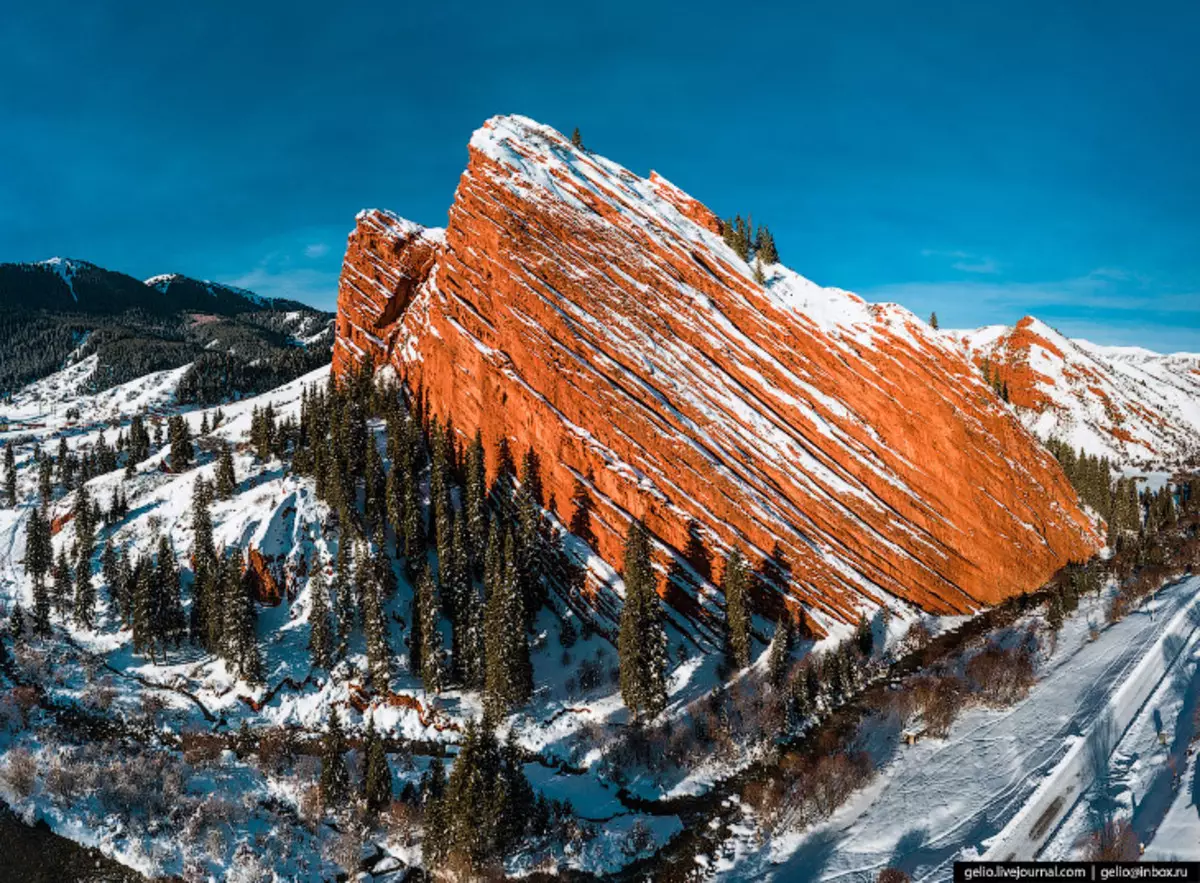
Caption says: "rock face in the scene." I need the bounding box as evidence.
[334,115,1101,632]
[955,317,1200,469]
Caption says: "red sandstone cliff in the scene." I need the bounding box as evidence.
[333,115,1101,632]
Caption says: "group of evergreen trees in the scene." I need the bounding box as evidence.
[980,359,1011,403]
[289,368,578,713]
[1044,438,1147,544]
[721,214,779,267]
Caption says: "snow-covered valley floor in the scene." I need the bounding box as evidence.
[721,575,1200,882]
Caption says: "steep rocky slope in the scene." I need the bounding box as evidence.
[333,114,1100,630]
[955,317,1200,468]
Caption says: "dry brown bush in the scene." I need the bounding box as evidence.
[965,644,1036,707]
[878,869,912,883]
[44,751,84,805]
[912,675,966,738]
[1086,818,1139,860]
[1,745,38,797]
[181,730,225,766]
[382,799,422,848]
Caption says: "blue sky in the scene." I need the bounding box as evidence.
[2,1,1197,350]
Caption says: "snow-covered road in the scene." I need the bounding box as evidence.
[730,575,1200,883]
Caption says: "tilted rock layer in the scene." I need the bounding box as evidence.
[955,317,1200,469]
[334,115,1100,631]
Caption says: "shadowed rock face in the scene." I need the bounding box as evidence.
[333,114,1100,633]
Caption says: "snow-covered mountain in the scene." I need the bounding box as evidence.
[0,259,313,316]
[954,316,1200,469]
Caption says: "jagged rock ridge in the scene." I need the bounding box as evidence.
[333,114,1100,631]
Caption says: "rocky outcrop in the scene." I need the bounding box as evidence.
[334,115,1101,632]
[244,547,284,607]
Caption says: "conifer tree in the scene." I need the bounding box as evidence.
[223,552,261,680]
[362,714,392,813]
[308,562,334,670]
[73,552,95,629]
[319,705,351,807]
[116,548,133,626]
[571,127,584,148]
[416,567,444,694]
[190,480,218,645]
[333,540,355,653]
[167,414,193,472]
[483,529,532,715]
[53,547,73,620]
[215,443,237,499]
[757,225,779,263]
[132,556,155,658]
[24,507,52,592]
[929,312,939,330]
[446,514,474,682]
[723,546,752,670]
[32,580,51,637]
[768,614,793,688]
[364,432,386,532]
[155,536,186,649]
[854,613,874,658]
[9,601,25,641]
[100,540,119,609]
[3,441,15,508]
[618,519,668,720]
[39,456,53,505]
[465,431,488,566]
[567,477,597,550]
[359,543,392,691]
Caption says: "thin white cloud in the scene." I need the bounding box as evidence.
[922,248,1002,275]
[304,242,329,258]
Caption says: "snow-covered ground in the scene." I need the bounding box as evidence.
[720,574,1200,882]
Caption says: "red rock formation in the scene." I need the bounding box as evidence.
[244,547,284,606]
[333,115,1101,631]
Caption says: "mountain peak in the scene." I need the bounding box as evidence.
[332,114,1100,631]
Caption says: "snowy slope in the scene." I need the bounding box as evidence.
[953,317,1200,468]
[720,575,1200,881]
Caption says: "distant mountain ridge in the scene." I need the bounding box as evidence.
[953,316,1200,469]
[0,257,333,400]
[0,258,313,316]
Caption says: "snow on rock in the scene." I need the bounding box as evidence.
[953,316,1200,468]
[332,113,1100,631]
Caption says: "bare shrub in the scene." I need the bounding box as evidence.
[808,751,872,816]
[181,730,225,766]
[899,620,933,656]
[965,644,1036,707]
[879,869,911,883]
[912,674,966,738]
[83,676,118,712]
[1086,817,1139,860]
[11,685,39,726]
[297,782,324,831]
[382,799,422,848]
[1,746,39,797]
[255,726,294,772]
[44,751,83,805]
[326,820,366,875]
